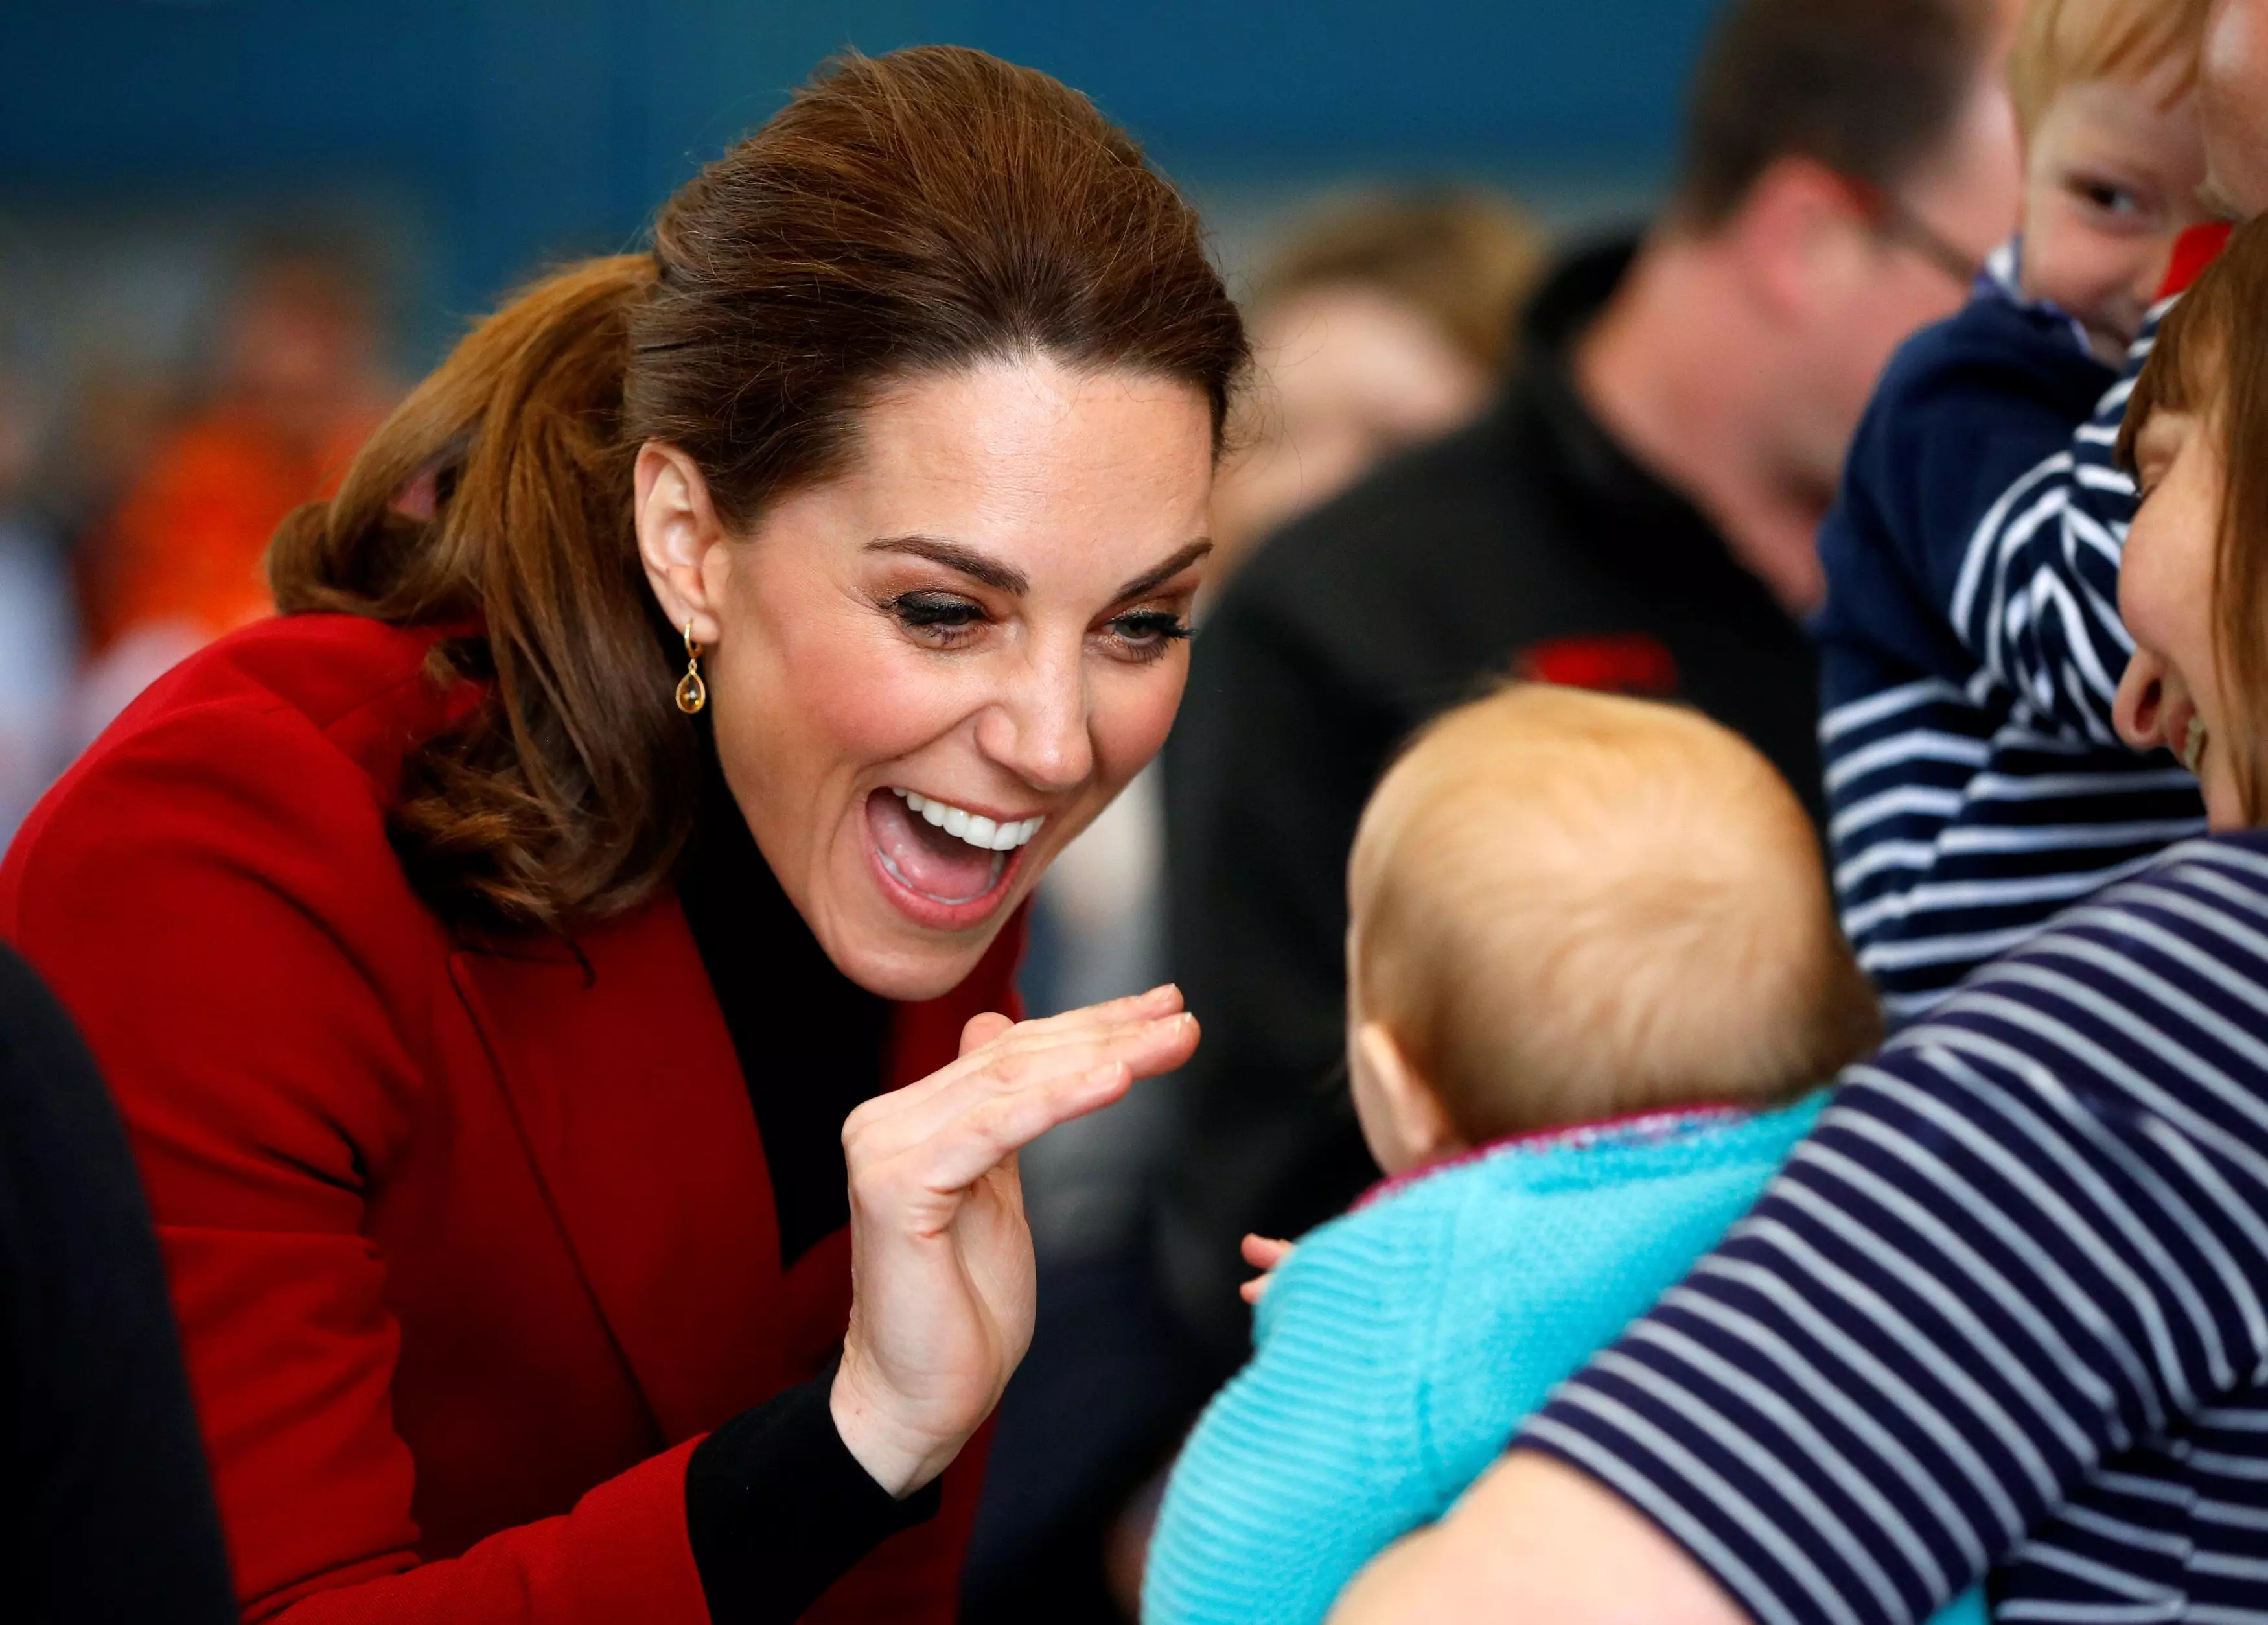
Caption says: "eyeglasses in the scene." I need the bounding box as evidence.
[1840,174,1984,289]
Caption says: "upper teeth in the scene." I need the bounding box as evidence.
[891,788,1045,852]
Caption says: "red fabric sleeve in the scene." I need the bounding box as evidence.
[0,703,710,1625]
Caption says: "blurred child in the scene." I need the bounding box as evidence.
[1207,189,1542,587]
[1141,686,1982,1625]
[1816,0,2217,1018]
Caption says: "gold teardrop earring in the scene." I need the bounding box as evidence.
[675,622,708,715]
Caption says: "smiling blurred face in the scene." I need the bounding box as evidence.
[2114,406,2248,824]
[1211,285,1492,576]
[2022,67,2210,363]
[1785,71,2023,493]
[644,357,1215,1001]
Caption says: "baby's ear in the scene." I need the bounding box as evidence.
[1356,1022,1466,1167]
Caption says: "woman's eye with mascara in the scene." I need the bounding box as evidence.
[890,592,989,646]
[1105,609,1193,662]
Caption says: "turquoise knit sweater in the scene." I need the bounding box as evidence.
[1143,1097,1986,1625]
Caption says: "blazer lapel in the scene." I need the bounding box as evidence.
[448,897,789,1444]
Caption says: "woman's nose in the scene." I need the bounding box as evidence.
[975,652,1094,793]
[2114,647,2171,751]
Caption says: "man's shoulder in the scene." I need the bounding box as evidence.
[1243,404,1560,594]
[1205,399,1587,700]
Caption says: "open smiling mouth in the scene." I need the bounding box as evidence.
[866,786,1046,911]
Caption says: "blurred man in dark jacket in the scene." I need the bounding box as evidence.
[1161,0,2024,1368]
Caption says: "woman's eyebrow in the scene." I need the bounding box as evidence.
[1113,539,1212,602]
[866,535,1030,595]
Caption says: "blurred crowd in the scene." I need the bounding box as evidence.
[0,240,395,836]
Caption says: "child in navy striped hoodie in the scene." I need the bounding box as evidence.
[1815,0,2217,1019]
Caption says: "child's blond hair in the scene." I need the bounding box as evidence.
[2006,0,2210,141]
[1348,684,1880,1143]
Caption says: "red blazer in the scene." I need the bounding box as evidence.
[0,614,1023,1623]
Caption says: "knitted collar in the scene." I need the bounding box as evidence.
[1353,1103,1752,1212]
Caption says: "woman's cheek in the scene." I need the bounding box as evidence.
[2116,509,2188,677]
[1091,654,1190,784]
[796,624,971,764]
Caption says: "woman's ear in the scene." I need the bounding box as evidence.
[1354,1020,1466,1171]
[635,441,729,646]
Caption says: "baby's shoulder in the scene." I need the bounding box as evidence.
[1260,1102,1828,1371]
[1341,1103,1825,1322]
[1255,1187,1459,1346]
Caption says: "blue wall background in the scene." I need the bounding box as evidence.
[1,0,1718,351]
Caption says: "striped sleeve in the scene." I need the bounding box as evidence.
[1519,836,2268,1625]
[1824,674,2205,1022]
[1945,309,2166,747]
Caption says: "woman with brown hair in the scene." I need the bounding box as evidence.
[0,47,1242,1625]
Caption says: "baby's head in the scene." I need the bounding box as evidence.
[1344,685,1881,1177]
[2009,0,2216,362]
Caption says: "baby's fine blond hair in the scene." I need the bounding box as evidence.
[2006,0,2210,141]
[1348,684,1882,1143]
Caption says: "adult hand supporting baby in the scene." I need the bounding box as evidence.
[1328,1452,1747,1624]
[831,984,1201,1499]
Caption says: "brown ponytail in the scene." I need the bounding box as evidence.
[270,47,1247,933]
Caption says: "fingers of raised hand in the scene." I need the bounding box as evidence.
[916,1060,1140,1194]
[849,1010,1196,1160]
[883,985,1185,1117]
[845,1010,1198,1206]
[853,991,1196,1142]
[959,1012,1015,1057]
[845,1058,1128,1229]
[1021,982,1184,1034]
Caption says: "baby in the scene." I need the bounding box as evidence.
[1817,0,2217,1018]
[1142,685,1980,1625]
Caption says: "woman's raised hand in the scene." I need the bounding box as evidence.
[830,983,1199,1497]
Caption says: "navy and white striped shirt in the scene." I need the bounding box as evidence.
[1522,833,2268,1623]
[1814,245,2206,1022]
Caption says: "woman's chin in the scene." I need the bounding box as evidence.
[827,901,1017,1003]
[2204,778,2250,832]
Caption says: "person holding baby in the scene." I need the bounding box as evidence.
[1335,1,2268,1620]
